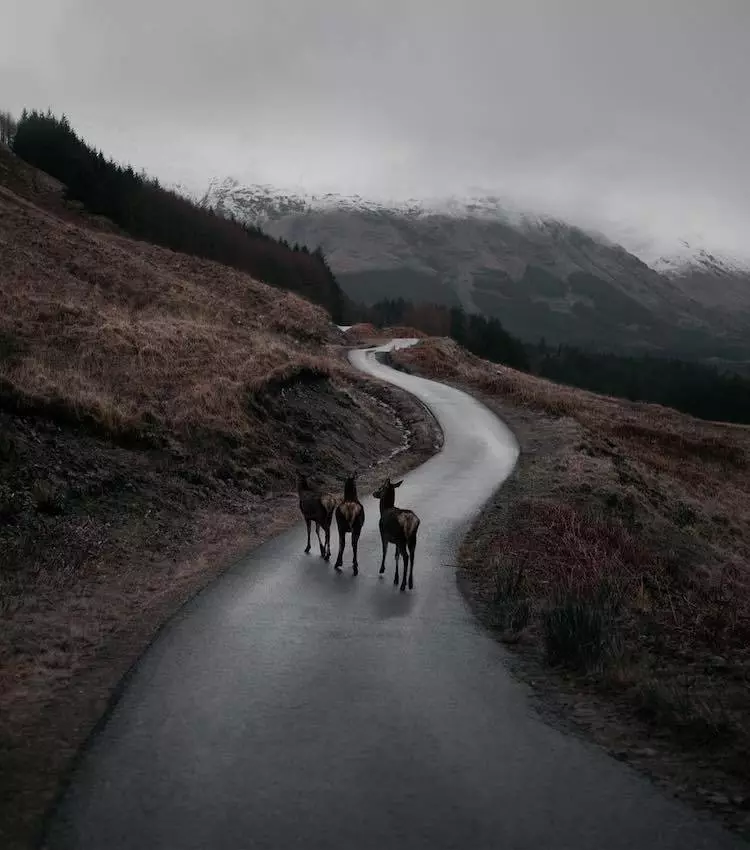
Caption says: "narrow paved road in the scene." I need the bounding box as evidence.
[48,341,742,849]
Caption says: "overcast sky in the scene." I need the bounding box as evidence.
[3,0,750,260]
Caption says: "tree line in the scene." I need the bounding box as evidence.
[528,342,750,425]
[364,299,750,424]
[10,110,347,320]
[363,299,530,370]
[0,111,17,145]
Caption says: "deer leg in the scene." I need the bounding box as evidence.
[324,521,332,561]
[334,525,345,571]
[379,532,387,574]
[400,546,409,592]
[393,546,400,586]
[408,538,416,590]
[304,518,312,553]
[351,529,360,576]
[315,522,326,558]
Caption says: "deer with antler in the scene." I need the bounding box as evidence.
[333,474,365,575]
[298,475,337,561]
[373,477,420,591]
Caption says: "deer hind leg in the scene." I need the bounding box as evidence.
[400,546,409,592]
[334,523,346,571]
[315,522,326,558]
[304,518,312,553]
[407,537,416,590]
[393,545,402,586]
[379,531,388,575]
[323,520,332,561]
[351,528,360,576]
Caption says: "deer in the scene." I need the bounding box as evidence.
[333,474,365,575]
[373,477,420,591]
[298,475,337,561]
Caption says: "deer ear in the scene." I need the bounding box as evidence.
[393,479,403,488]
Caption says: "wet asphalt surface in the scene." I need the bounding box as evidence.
[47,341,744,849]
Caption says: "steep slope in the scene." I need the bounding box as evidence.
[198,179,750,360]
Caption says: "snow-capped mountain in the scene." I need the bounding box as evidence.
[650,242,750,277]
[199,177,579,230]
[191,178,750,359]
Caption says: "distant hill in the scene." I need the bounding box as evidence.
[196,179,750,361]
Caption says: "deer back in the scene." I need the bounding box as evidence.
[336,499,364,531]
[380,507,420,543]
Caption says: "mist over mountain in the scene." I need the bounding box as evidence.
[195,178,750,361]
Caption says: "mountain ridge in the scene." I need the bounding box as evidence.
[193,176,750,272]
[190,178,750,360]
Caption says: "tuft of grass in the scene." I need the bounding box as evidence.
[31,480,65,515]
[542,581,623,670]
[491,559,532,633]
[633,678,734,746]
[0,483,19,521]
[0,330,25,364]
[0,426,15,461]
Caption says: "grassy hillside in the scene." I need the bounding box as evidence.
[391,338,750,834]
[0,179,335,444]
[0,150,438,849]
[10,112,348,320]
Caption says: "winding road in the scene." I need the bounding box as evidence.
[47,341,742,849]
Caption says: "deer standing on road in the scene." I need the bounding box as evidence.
[298,475,337,561]
[334,474,365,575]
[373,478,420,591]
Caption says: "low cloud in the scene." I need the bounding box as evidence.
[3,0,749,258]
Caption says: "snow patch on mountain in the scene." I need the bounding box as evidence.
[647,243,750,278]
[187,177,750,279]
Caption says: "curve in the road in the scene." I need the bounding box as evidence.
[47,341,743,849]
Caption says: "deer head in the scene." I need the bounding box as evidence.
[343,473,359,502]
[373,478,403,509]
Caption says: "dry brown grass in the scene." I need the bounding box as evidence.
[393,337,750,830]
[399,338,750,571]
[0,185,340,442]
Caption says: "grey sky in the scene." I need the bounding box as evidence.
[3,0,750,259]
